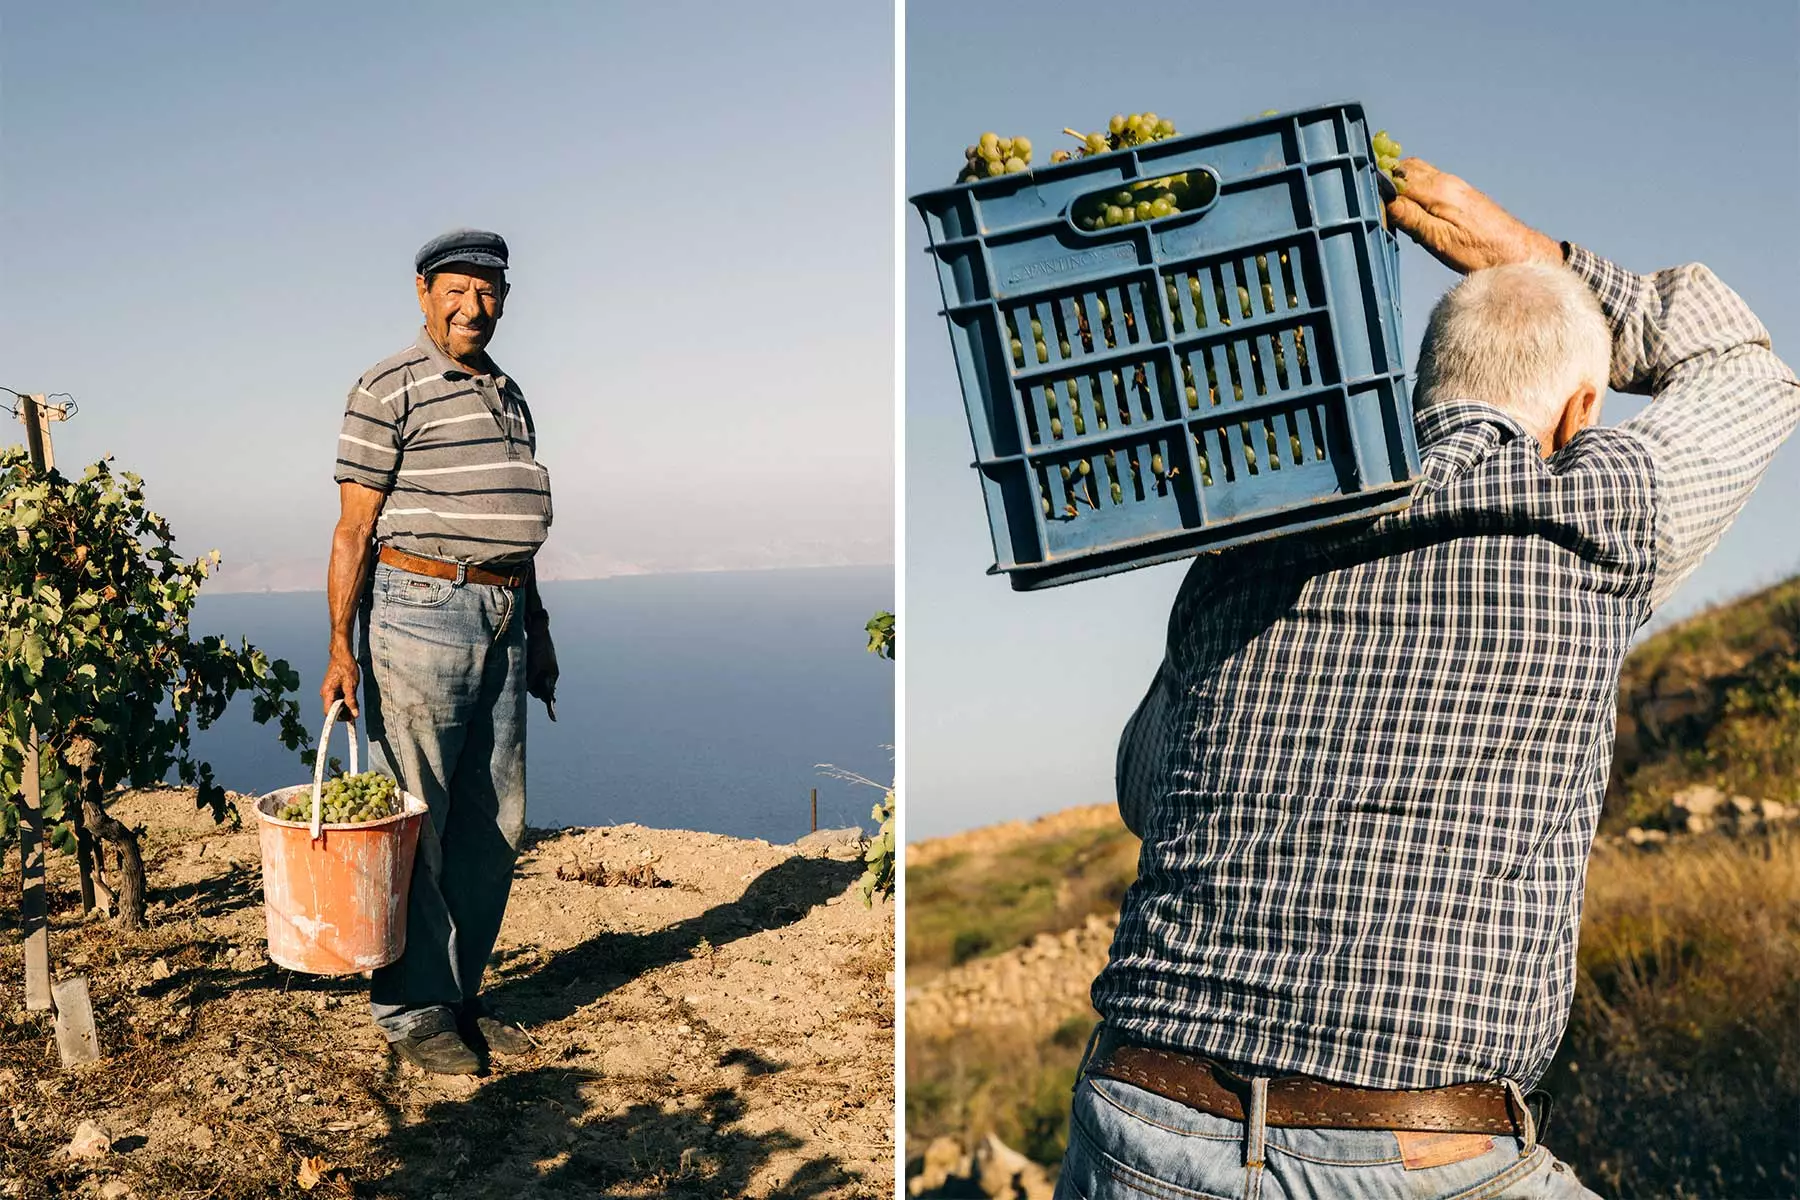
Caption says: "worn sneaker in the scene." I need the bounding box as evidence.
[391,1029,480,1075]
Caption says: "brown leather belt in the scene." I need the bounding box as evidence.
[1089,1042,1532,1136]
[378,545,528,589]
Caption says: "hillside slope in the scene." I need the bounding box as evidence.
[1610,576,1800,826]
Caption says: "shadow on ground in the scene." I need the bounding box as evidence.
[362,1066,863,1198]
[481,853,862,1027]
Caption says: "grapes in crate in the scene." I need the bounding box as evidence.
[1372,130,1403,186]
[958,131,1033,182]
[280,771,402,825]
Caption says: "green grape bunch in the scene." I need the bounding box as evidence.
[1061,112,1181,158]
[279,770,403,826]
[958,131,1033,182]
[1058,112,1213,232]
[1372,129,1404,190]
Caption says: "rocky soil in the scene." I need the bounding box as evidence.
[0,789,894,1199]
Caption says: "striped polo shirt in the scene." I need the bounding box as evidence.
[334,330,552,567]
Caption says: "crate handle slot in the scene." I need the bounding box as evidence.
[1064,166,1222,238]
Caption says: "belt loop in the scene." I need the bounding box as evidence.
[454,561,467,587]
[1073,1021,1106,1091]
[1502,1078,1537,1154]
[1245,1075,1269,1169]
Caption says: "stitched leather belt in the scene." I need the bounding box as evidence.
[1089,1042,1531,1136]
[378,545,528,589]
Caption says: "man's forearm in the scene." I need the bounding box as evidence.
[327,521,378,654]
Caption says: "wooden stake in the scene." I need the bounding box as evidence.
[810,788,818,834]
[20,728,50,1011]
[70,782,96,915]
[51,976,100,1067]
[18,393,55,473]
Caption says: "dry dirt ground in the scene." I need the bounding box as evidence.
[0,789,895,1199]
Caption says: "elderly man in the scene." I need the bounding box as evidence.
[321,228,559,1075]
[1054,160,1799,1198]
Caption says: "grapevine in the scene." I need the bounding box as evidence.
[857,609,895,906]
[865,609,895,660]
[0,448,310,926]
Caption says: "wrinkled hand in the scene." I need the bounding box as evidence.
[526,613,559,720]
[320,651,360,720]
[1385,157,1563,276]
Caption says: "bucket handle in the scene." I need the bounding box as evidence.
[310,699,362,840]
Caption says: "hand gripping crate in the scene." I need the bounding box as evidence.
[911,102,1421,590]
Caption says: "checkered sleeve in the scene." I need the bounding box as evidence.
[1568,244,1800,611]
[333,378,402,492]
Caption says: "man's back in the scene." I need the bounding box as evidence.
[1095,245,1799,1093]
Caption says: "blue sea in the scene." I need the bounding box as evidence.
[186,566,894,843]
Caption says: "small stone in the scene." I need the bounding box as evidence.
[100,1182,132,1200]
[1762,799,1791,822]
[1670,784,1725,818]
[974,1132,1054,1199]
[149,959,171,981]
[916,1136,970,1193]
[66,1119,111,1159]
[675,1025,692,1035]
[189,1125,215,1151]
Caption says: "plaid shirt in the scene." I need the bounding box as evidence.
[1094,246,1800,1091]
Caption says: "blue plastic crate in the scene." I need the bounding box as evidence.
[911,102,1421,590]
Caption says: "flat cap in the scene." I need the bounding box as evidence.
[415,228,509,276]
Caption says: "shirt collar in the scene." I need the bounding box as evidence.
[1414,397,1534,449]
[413,327,509,389]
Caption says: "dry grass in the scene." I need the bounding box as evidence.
[1541,831,1800,1199]
[905,1013,1094,1168]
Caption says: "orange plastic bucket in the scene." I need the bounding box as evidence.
[254,700,428,975]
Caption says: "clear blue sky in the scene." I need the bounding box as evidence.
[0,2,893,590]
[905,0,1800,840]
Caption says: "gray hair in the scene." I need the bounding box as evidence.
[1414,262,1611,436]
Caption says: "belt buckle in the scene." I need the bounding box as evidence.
[453,561,467,587]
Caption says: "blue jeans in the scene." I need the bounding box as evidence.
[357,563,528,1042]
[1055,1039,1605,1199]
